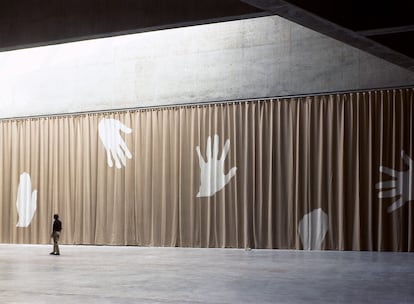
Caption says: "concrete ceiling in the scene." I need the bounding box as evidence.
[1,0,413,72]
[0,0,263,50]
[242,0,414,72]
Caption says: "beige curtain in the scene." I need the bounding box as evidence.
[0,88,413,251]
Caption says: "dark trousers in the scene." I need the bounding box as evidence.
[52,231,60,254]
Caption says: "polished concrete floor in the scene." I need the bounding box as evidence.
[0,244,413,303]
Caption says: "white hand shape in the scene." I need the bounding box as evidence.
[16,172,37,228]
[98,118,132,169]
[196,134,237,197]
[298,208,328,250]
[376,150,414,213]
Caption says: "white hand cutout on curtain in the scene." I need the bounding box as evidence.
[16,172,37,228]
[376,150,414,213]
[196,134,237,197]
[298,208,328,250]
[98,118,132,169]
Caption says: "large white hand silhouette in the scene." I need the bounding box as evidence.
[16,172,37,228]
[376,150,414,213]
[98,118,132,169]
[196,134,237,197]
[298,208,328,250]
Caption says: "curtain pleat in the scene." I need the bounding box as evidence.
[0,88,413,251]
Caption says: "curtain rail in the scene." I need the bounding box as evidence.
[1,85,413,121]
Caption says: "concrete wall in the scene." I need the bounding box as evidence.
[0,15,413,118]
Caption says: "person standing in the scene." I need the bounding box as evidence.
[50,214,62,255]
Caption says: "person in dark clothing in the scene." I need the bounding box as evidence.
[50,214,62,255]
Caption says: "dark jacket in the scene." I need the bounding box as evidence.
[53,219,62,232]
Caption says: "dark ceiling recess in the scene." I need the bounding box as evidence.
[371,32,414,60]
[0,0,413,72]
[241,0,414,72]
[0,0,262,51]
[284,1,413,31]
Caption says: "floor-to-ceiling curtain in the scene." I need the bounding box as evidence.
[1,88,413,251]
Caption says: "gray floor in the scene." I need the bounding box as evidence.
[0,244,413,303]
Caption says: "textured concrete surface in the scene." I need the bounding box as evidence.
[0,15,413,118]
[0,244,413,303]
